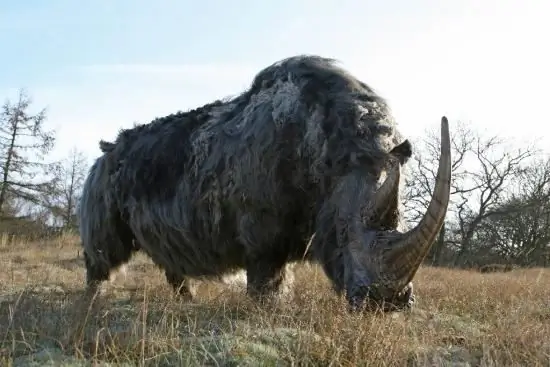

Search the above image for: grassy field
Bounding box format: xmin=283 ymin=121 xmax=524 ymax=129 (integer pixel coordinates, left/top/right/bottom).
xmin=0 ymin=235 xmax=549 ymax=366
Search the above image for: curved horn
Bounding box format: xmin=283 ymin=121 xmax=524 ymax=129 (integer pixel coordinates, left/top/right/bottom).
xmin=367 ymin=158 xmax=401 ymax=224
xmin=384 ymin=117 xmax=451 ymax=289
xmin=367 ymin=139 xmax=412 ymax=226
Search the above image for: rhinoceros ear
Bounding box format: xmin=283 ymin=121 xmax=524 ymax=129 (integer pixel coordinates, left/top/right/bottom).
xmin=389 ymin=139 xmax=412 ymax=165
xmin=99 ymin=140 xmax=116 ymax=153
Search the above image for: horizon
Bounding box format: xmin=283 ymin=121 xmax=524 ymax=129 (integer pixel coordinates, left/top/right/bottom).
xmin=1 ymin=0 xmax=548 ymax=166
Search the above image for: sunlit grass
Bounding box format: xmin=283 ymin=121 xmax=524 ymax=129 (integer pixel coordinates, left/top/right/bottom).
xmin=1 ymin=235 xmax=549 ymax=365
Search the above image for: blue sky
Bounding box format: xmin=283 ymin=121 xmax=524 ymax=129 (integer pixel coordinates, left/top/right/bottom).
xmin=1 ymin=0 xmax=548 ymax=164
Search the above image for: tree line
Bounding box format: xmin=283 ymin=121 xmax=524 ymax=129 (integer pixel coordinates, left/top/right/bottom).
xmin=404 ymin=121 xmax=550 ymax=268
xmin=0 ymin=89 xmax=88 ymax=239
xmin=1 ymin=89 xmax=548 ymax=268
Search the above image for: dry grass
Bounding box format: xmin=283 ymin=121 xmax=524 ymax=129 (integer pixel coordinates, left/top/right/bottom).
xmin=1 ymin=235 xmax=549 ymax=366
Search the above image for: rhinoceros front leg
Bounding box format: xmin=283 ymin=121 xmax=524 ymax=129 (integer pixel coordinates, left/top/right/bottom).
xmin=238 ymin=212 xmax=294 ymax=302
xmin=245 ymin=253 xmax=289 ymax=301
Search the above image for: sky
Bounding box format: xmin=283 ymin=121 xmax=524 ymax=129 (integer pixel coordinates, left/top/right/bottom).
xmin=0 ymin=0 xmax=548 ymax=166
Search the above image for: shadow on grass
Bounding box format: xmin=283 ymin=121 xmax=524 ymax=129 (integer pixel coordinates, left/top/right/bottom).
xmin=0 ymin=285 xmax=334 ymax=366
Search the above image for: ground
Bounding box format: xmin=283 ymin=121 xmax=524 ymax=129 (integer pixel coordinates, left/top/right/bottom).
xmin=1 ymin=235 xmax=549 ymax=366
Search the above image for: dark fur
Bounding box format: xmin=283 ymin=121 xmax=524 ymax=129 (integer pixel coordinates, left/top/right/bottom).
xmin=79 ymin=55 xmax=412 ymax=304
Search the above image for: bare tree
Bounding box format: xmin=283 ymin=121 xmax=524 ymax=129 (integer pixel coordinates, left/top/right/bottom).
xmin=404 ymin=121 xmax=482 ymax=264
xmin=453 ymin=139 xmax=536 ymax=265
xmin=475 ymin=158 xmax=550 ymax=266
xmin=404 ymin=120 xmax=537 ymax=266
xmin=0 ymin=89 xmax=56 ymax=217
xmin=43 ymin=147 xmax=89 ymax=228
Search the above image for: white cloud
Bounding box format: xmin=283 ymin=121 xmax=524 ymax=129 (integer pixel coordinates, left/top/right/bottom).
xmin=6 ymin=0 xmax=548 ymax=167
xmin=7 ymin=0 xmax=550 ymax=168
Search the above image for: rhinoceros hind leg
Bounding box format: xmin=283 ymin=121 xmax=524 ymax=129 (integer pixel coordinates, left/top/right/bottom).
xmin=165 ymin=271 xmax=197 ymax=301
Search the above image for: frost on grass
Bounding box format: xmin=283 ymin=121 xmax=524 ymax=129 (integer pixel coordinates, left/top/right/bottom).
xmin=10 ymin=327 xmax=326 ymax=366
